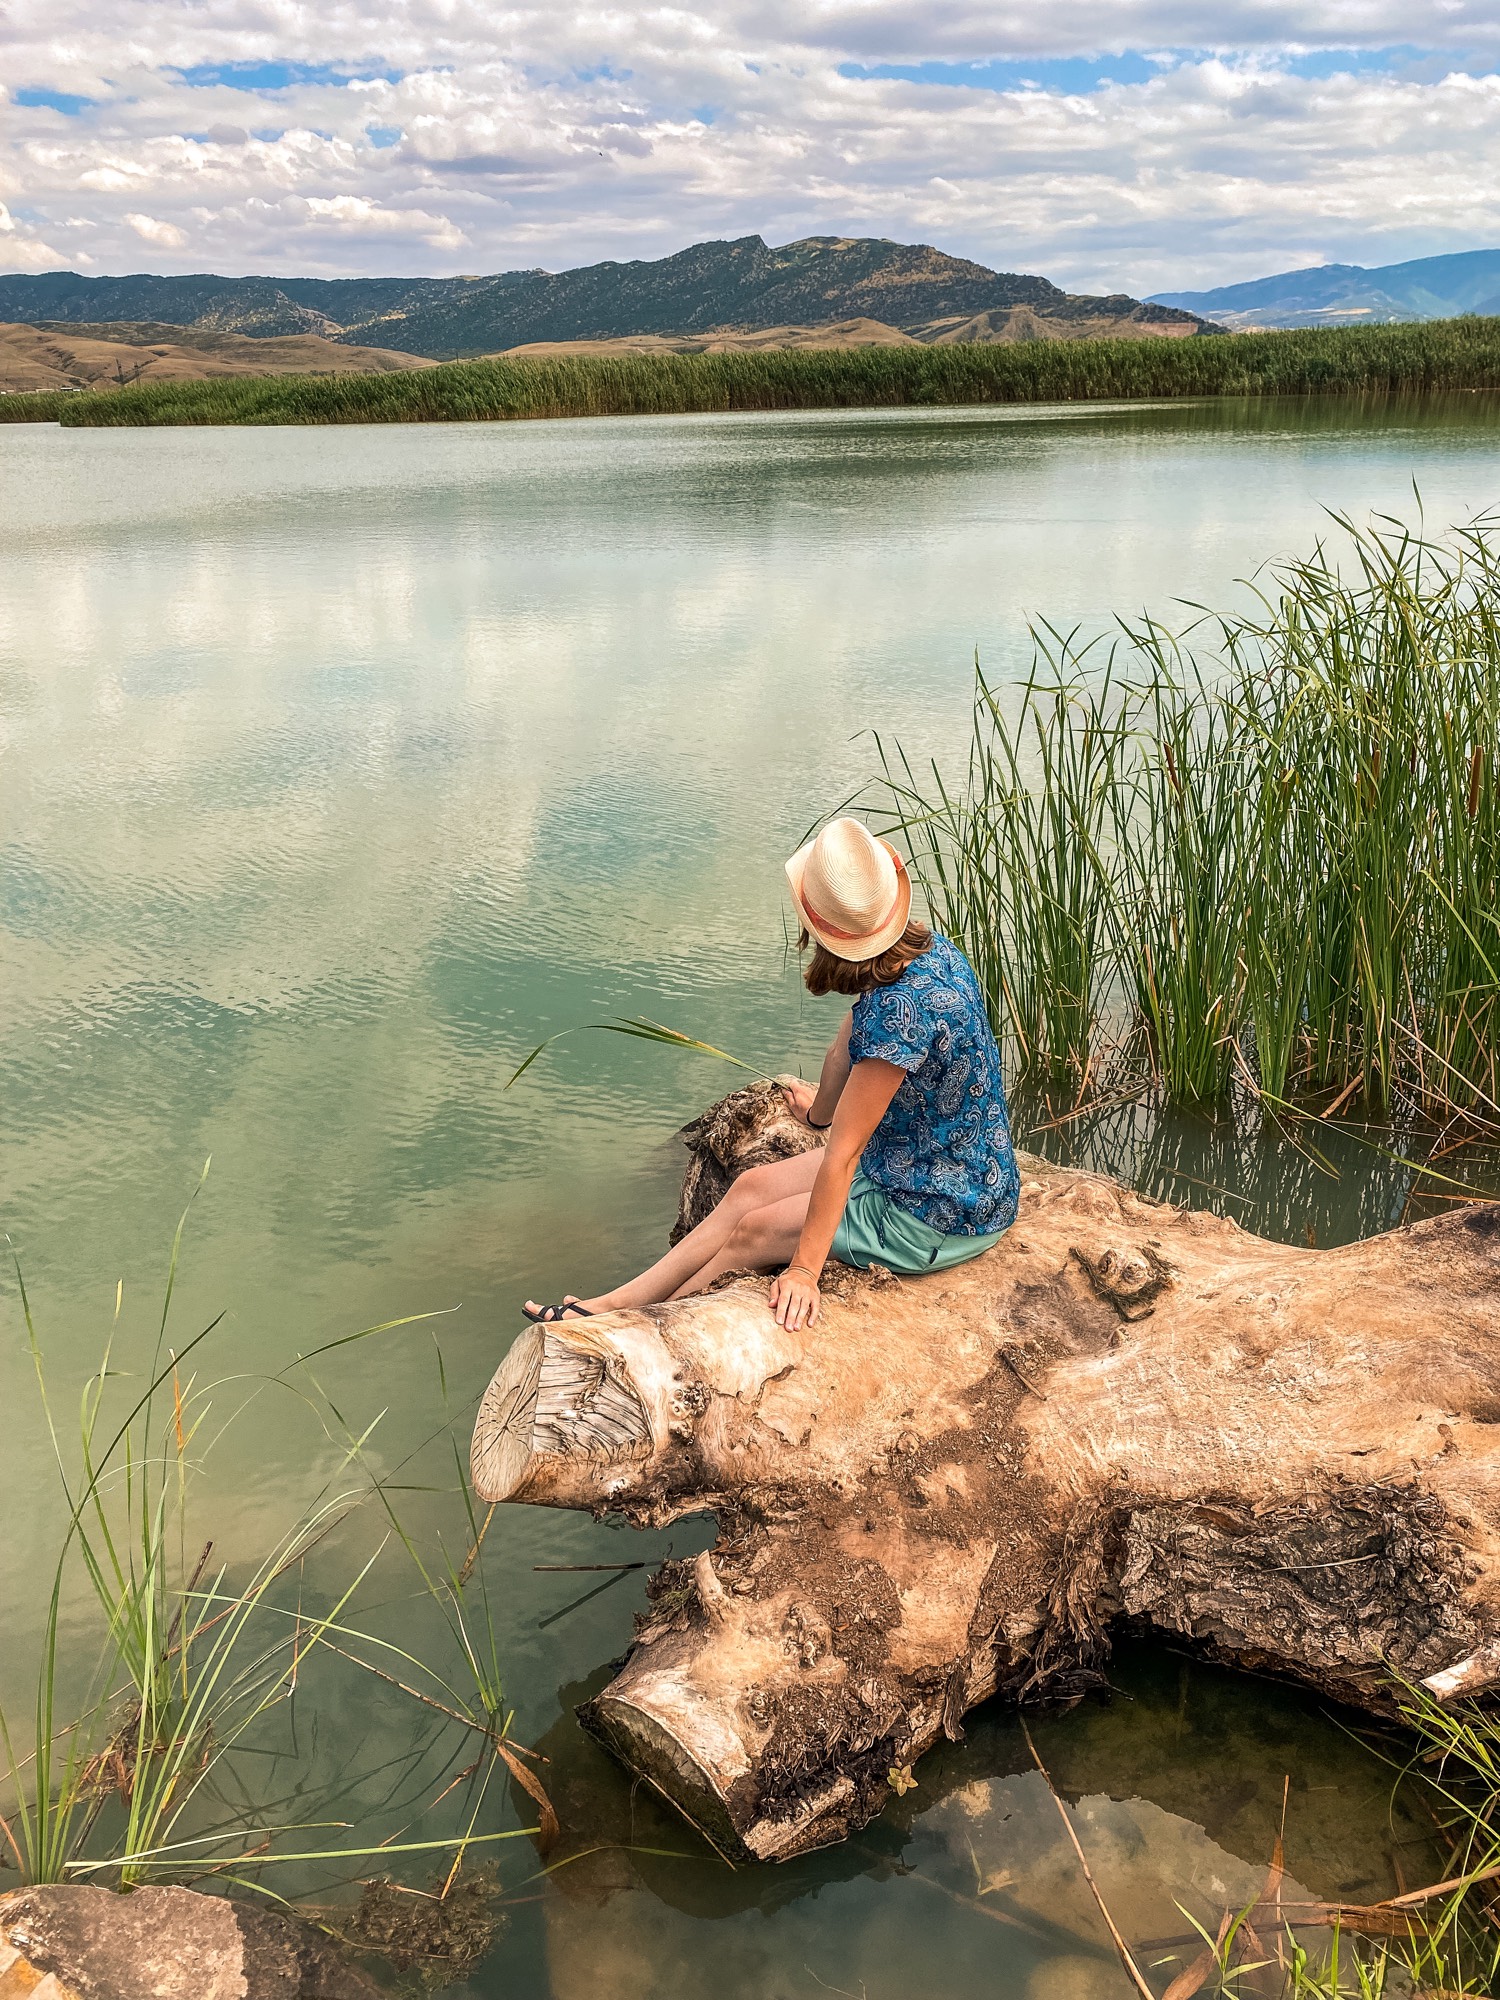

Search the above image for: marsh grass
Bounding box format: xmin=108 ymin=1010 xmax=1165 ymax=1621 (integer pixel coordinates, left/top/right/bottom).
xmin=506 ymin=1014 xmax=765 ymax=1091
xmin=1125 ymin=1682 xmax=1500 ymax=1999
xmin=0 ymin=1176 xmax=539 ymax=1897
xmin=1 ymin=317 xmax=1498 ymax=428
xmin=1272 ymin=1681 xmax=1500 ymax=1998
xmin=883 ymin=645 xmax=1125 ymax=1088
xmin=882 ymin=509 xmax=1500 ymax=1132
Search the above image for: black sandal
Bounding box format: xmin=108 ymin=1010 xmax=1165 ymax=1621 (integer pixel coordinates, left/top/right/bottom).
xmin=522 ymin=1299 xmax=594 ymax=1324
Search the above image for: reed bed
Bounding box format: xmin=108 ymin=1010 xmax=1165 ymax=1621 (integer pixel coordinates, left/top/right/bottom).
xmin=1 ymin=316 xmax=1498 ymax=427
xmin=881 ymin=511 xmax=1500 ymax=1128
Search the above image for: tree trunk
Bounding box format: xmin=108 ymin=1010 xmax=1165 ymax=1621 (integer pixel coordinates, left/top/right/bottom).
xmin=472 ymin=1082 xmax=1500 ymax=1863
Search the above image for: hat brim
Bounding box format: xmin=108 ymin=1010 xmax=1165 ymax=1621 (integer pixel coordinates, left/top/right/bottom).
xmin=785 ymin=839 xmax=913 ymax=961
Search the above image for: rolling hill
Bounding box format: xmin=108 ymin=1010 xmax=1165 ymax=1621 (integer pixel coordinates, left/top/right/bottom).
xmin=503 ymin=301 xmax=1211 ymax=357
xmin=0 ymin=321 xmax=435 ymax=394
xmin=0 ymin=236 xmax=1216 ymax=360
xmin=1149 ymin=248 xmax=1500 ymax=331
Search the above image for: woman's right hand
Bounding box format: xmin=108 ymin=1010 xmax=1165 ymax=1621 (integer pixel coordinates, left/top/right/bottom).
xmin=769 ymin=1264 xmax=820 ymax=1331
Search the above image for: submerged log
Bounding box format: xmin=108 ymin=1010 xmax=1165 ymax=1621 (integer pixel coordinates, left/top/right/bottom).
xmin=472 ymin=1082 xmax=1500 ymax=1863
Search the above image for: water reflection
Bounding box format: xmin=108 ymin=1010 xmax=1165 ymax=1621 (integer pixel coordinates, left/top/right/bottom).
xmin=521 ymin=1644 xmax=1435 ymax=2000
xmin=1010 ymin=1075 xmax=1500 ymax=1251
xmin=3 ymin=400 xmax=1496 ymax=1995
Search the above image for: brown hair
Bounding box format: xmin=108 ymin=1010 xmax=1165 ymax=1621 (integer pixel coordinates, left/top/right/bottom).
xmin=800 ymin=920 xmax=934 ymax=997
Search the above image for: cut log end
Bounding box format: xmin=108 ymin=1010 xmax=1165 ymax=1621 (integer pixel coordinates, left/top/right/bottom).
xmin=582 ymin=1693 xmax=745 ymax=1860
xmin=471 ymin=1325 xmax=544 ymax=1501
xmin=472 ymin=1319 xmax=657 ymax=1505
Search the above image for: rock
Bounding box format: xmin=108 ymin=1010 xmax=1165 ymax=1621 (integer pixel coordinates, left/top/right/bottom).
xmin=0 ymin=1933 xmax=83 ymax=1998
xmin=0 ymin=1886 xmax=380 ymax=2000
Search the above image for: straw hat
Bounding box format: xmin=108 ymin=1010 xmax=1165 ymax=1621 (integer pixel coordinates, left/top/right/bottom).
xmin=785 ymin=817 xmax=912 ymax=961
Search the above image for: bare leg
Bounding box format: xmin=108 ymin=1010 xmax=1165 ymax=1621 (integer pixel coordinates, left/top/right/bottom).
xmin=668 ymin=1192 xmax=811 ymax=1300
xmin=523 ymin=1150 xmax=822 ymax=1317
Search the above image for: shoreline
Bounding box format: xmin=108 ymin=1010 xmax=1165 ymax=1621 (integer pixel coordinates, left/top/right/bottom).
xmin=2 ymin=315 xmax=1498 ymax=429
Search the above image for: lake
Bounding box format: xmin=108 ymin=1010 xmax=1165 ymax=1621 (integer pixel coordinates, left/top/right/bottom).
xmin=2 ymin=393 xmax=1498 ymax=1995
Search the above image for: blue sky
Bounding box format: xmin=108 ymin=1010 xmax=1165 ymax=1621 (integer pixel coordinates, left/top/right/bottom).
xmin=839 ymin=46 xmax=1450 ymax=90
xmin=2 ymin=4 xmax=1498 ymax=292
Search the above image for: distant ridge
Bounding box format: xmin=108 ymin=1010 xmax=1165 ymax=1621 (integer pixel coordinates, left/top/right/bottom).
xmin=0 ymin=236 xmax=1216 ymax=359
xmin=1150 ymin=247 xmax=1500 ymax=331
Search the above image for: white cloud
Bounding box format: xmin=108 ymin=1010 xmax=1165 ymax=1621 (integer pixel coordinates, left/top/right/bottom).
xmin=125 ymin=210 xmax=188 ymax=246
xmin=0 ymin=197 xmax=65 ymax=270
xmin=763 ymin=1 xmax=1499 ymax=60
xmin=301 ymin=193 xmax=467 ymax=248
xmin=0 ymin=5 xmax=1497 ymax=290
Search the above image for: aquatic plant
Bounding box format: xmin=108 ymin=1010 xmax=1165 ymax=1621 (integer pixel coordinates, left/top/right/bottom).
xmin=0 ymin=314 xmax=1496 ymax=428
xmin=0 ymin=1175 xmax=537 ymax=1893
xmin=881 ymin=644 xmax=1124 ymax=1089
xmin=506 ymin=1014 xmax=766 ymax=1089
xmin=882 ymin=509 xmax=1500 ymax=1130
xmin=1262 ymin=1679 xmax=1500 ymax=1998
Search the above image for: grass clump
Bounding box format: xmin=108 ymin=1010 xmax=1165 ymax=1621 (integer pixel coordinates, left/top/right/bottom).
xmin=0 ymin=389 xmax=81 ymax=423
xmin=1221 ymin=1681 xmax=1500 ymax=1998
xmin=882 ymin=509 xmax=1500 ymax=1128
xmin=0 ymin=1171 xmax=537 ymax=1902
xmin=0 ymin=317 xmax=1495 ymax=427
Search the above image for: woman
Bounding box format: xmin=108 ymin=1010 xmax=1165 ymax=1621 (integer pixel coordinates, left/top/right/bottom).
xmin=523 ymin=817 xmax=1019 ymax=1334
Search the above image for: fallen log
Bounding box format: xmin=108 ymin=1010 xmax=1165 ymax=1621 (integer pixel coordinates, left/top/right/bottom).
xmin=472 ymin=1082 xmax=1500 ymax=1863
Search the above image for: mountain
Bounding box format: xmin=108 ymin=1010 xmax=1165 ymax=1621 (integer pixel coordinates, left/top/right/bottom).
xmin=0 ymin=236 xmax=1215 ymax=359
xmin=1149 ymin=248 xmax=1500 ymax=331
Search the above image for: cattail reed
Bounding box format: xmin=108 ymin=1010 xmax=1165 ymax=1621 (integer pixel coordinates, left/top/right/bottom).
xmin=882 ymin=511 xmax=1500 ymax=1126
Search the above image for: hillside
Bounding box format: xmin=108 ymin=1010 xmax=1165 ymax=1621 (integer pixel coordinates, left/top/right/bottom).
xmin=0 ymin=236 xmax=1215 ymax=359
xmin=1150 ymin=247 xmax=1500 ymax=331
xmin=0 ymin=321 xmax=435 ymax=394
xmin=503 ymin=301 xmax=1207 ymax=358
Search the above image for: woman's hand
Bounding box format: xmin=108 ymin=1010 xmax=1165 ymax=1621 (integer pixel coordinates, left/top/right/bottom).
xmin=779 ymin=1077 xmax=820 ymax=1127
xmin=768 ymin=1263 xmax=820 ymax=1331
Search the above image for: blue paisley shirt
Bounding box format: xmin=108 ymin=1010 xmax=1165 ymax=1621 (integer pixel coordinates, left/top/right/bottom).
xmin=847 ymin=934 xmax=1019 ymax=1237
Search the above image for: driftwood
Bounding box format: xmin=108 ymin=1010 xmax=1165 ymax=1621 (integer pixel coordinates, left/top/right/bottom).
xmin=472 ymin=1082 xmax=1500 ymax=1863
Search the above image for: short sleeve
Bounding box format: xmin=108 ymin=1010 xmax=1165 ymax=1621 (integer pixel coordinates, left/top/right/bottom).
xmin=848 ymin=983 xmax=933 ymax=1074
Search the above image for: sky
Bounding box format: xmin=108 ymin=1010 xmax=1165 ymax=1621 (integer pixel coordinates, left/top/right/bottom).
xmin=2 ymin=3 xmax=1499 ymax=296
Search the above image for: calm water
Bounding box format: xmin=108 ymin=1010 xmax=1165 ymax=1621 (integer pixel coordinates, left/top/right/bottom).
xmin=3 ymin=395 xmax=1498 ymax=1995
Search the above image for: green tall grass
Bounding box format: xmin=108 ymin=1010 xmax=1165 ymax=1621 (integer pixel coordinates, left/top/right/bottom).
xmin=0 ymin=1180 xmax=536 ymax=1894
xmin=0 ymin=389 xmax=79 ymax=423
xmin=883 ymin=510 xmax=1500 ymax=1122
xmin=1272 ymin=1680 xmax=1500 ymax=1998
xmin=882 ymin=644 xmax=1126 ymax=1087
xmin=1 ymin=316 xmax=1498 ymax=427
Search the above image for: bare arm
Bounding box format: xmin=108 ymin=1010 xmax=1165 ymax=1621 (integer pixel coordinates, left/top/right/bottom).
xmin=781 ymin=1012 xmax=854 ymax=1128
xmin=769 ymin=1055 xmax=905 ymax=1330
xmin=810 ymin=1011 xmax=854 ymax=1124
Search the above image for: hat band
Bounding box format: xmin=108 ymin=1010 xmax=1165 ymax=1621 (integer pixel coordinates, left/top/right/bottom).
xmin=801 ymin=874 xmax=905 ymax=946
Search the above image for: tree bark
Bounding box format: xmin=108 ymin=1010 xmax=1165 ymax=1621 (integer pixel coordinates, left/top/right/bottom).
xmin=472 ymin=1082 xmax=1500 ymax=1863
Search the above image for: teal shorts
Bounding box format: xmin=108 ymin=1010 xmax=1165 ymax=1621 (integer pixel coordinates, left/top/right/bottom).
xmin=829 ymin=1168 xmax=1007 ymax=1277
